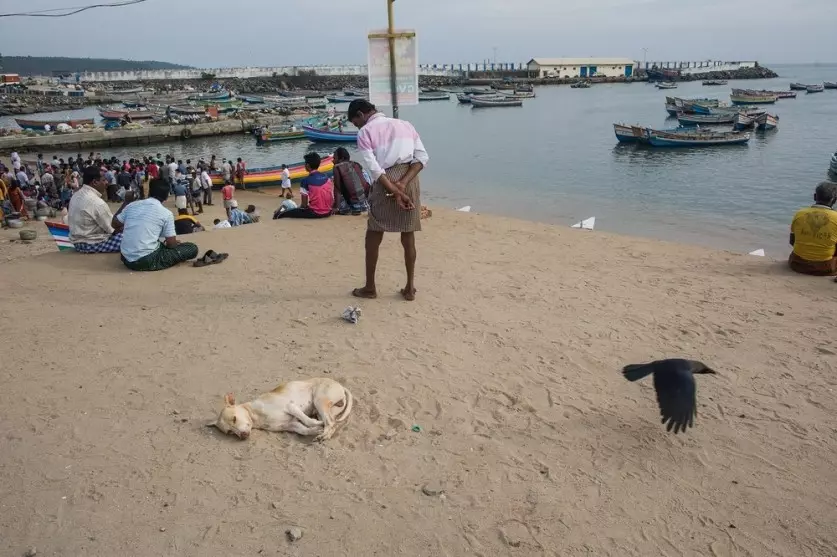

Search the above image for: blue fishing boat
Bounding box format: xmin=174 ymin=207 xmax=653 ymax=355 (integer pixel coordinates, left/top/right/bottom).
xmin=238 ymin=95 xmax=265 ymax=104
xmin=677 ymin=112 xmax=736 ymax=125
xmin=613 ymin=124 xmax=711 ymax=144
xmin=647 ymin=129 xmax=750 ymax=147
xmin=301 ymin=125 xmax=358 ymax=142
xmin=187 ymin=90 xmax=231 ymax=101
xmin=326 ymin=95 xmax=358 ymax=103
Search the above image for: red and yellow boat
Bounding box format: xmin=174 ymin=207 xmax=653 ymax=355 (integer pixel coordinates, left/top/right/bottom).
xmin=210 ymin=155 xmax=334 ymax=188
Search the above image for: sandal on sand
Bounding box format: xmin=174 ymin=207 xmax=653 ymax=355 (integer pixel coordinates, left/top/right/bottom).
xmin=400 ymin=288 xmax=416 ymax=301
xmin=193 ymin=253 xmax=215 ymax=267
xmin=352 ymin=288 xmax=377 ymax=299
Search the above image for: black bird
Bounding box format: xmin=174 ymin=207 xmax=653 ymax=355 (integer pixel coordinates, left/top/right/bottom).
xmin=622 ymin=359 xmax=716 ymax=434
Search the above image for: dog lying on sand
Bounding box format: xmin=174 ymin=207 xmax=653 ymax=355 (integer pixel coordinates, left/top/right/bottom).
xmin=208 ymin=378 xmax=353 ymax=441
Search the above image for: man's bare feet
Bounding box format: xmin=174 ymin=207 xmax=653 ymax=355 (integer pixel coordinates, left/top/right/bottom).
xmin=400 ymin=288 xmax=416 ymax=301
xmin=352 ymin=287 xmax=377 ymax=299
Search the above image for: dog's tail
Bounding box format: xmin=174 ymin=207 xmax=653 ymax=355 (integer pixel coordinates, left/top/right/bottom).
xmin=335 ymin=387 xmax=353 ymax=423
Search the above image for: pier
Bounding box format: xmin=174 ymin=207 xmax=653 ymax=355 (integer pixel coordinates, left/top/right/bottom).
xmin=0 ymin=114 xmax=286 ymax=153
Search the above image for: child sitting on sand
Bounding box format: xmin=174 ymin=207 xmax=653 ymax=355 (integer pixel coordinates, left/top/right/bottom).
xmin=213 ymin=218 xmax=231 ymax=229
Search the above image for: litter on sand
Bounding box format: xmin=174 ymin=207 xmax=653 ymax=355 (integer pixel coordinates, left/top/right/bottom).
xmin=342 ymin=306 xmax=362 ymax=324
xmin=456 ymin=206 xmax=472 ymax=212
xmin=571 ymin=216 xmax=596 ymax=230
xmin=748 ymin=249 xmax=765 ymax=257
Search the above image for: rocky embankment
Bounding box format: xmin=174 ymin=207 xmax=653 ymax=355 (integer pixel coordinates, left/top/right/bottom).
xmin=0 ymin=95 xmax=120 ymax=116
xmin=682 ymin=65 xmax=778 ymax=82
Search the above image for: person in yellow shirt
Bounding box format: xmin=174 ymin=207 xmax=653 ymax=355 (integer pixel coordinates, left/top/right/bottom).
xmin=0 ymin=175 xmax=7 ymax=202
xmin=789 ymin=181 xmax=837 ymax=275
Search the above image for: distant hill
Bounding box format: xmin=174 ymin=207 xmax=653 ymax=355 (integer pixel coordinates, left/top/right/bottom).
xmin=0 ymin=56 xmax=193 ymax=76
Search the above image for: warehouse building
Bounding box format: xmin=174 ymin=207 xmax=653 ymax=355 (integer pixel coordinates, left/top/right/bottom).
xmin=527 ymin=58 xmax=637 ymax=78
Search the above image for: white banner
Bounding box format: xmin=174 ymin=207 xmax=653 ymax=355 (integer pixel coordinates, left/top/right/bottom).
xmin=367 ymin=29 xmax=419 ymax=106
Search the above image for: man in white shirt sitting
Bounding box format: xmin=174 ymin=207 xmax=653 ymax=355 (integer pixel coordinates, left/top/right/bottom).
xmin=114 ymin=179 xmax=198 ymax=271
xmin=68 ymin=169 xmax=132 ymax=253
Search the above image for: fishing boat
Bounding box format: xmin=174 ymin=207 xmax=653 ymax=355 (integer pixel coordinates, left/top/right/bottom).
xmin=677 ymin=112 xmax=736 ymax=125
xmin=733 ymin=111 xmax=761 ymax=130
xmin=739 ymin=89 xmax=796 ymax=99
xmin=418 ymin=92 xmax=450 ymax=101
xmin=255 ymin=129 xmax=306 ymax=144
xmin=456 ymin=93 xmax=473 ymax=104
xmin=570 ymin=81 xmax=591 ymax=89
xmin=463 ymin=87 xmax=493 ymax=95
xmin=98 ymin=109 xmax=159 ymax=121
xmin=516 ymin=83 xmax=534 ymax=92
xmin=167 ymin=105 xmax=206 ymax=116
xmin=14 ymin=117 xmax=94 ymax=130
xmin=501 ymin=90 xmax=536 ymax=99
xmin=470 ymin=96 xmax=523 ymax=108
xmin=326 ymin=95 xmax=358 ymax=103
xmin=301 ymin=125 xmax=358 ymax=142
xmin=656 ymin=82 xmax=678 ymax=90
xmin=647 ymin=129 xmax=750 ymax=147
xmin=210 ymin=156 xmax=335 ymax=188
xmin=755 ymin=113 xmax=779 ymax=131
xmin=238 ymin=95 xmax=265 ymax=104
xmin=789 ymin=83 xmax=808 ymax=91
xmin=824 ymin=82 xmax=837 ymax=90
xmin=187 ymin=90 xmax=231 ymax=101
xmin=702 ymin=80 xmax=728 ymax=86
xmin=613 ymin=123 xmax=707 ymax=144
xmin=807 ymin=84 xmax=825 ymax=93
xmin=122 ymin=101 xmax=147 ymax=108
xmin=730 ymin=92 xmax=777 ymax=104
xmin=773 ymin=90 xmax=797 ymax=99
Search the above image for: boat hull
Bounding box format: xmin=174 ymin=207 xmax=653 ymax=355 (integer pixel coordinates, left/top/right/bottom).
xmin=471 ymin=98 xmax=523 ymax=107
xmin=677 ymin=113 xmax=736 ymax=125
xmin=647 ymin=131 xmax=750 ymax=147
xmin=256 ymin=131 xmax=306 ymax=144
xmin=210 ymin=156 xmax=334 ymax=187
xmin=730 ymin=95 xmax=777 ymax=104
xmin=418 ymin=93 xmax=451 ymax=101
xmin=301 ymin=125 xmax=358 ymax=142
xmin=15 ymin=118 xmax=94 ymax=130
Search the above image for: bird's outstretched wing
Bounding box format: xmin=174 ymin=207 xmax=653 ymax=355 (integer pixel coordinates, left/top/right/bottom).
xmin=653 ymin=368 xmax=697 ymax=434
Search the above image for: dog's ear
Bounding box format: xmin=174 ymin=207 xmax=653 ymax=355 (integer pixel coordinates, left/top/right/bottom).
xmin=224 ymin=392 xmax=236 ymax=406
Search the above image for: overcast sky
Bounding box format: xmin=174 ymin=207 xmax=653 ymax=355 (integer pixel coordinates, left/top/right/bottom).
xmin=3 ymin=0 xmax=836 ymax=67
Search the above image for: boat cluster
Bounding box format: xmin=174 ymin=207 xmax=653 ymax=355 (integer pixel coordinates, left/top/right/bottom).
xmin=455 ymin=85 xmax=535 ymax=108
xmin=790 ymin=82 xmax=836 ymax=93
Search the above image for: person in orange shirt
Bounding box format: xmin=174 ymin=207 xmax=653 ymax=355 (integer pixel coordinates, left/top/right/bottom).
xmin=789 ymin=181 xmax=837 ymax=275
xmin=221 ymin=181 xmax=235 ymax=218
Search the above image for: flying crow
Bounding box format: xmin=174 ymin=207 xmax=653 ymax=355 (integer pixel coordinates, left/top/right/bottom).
xmin=622 ymin=359 xmax=716 ymax=433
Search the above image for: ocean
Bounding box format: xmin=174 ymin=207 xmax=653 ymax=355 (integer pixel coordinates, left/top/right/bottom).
xmin=3 ymin=63 xmax=836 ymax=256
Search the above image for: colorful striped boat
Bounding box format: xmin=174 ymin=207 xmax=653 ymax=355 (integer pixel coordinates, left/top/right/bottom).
xmin=209 ymin=156 xmax=335 ymax=188
xmin=255 ymin=130 xmax=306 ymax=144
xmin=301 ymin=126 xmax=358 ymax=142
xmin=45 ymin=221 xmax=75 ymax=251
xmin=730 ymin=92 xmax=778 ymax=104
xmin=14 ymin=117 xmax=94 ymax=130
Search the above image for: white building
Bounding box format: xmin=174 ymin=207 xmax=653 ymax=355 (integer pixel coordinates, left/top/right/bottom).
xmin=527 ymin=58 xmax=637 ymax=79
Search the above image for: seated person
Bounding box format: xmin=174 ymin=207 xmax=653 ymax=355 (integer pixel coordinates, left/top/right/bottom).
xmin=213 ymin=218 xmax=232 ymax=229
xmin=245 ymin=204 xmax=260 ymax=222
xmin=789 ymin=181 xmax=837 ymax=275
xmin=114 ymin=178 xmax=199 ymax=272
xmin=68 ymin=169 xmax=133 ymax=253
xmin=174 ymin=208 xmax=204 ymax=235
xmin=228 ymin=200 xmax=254 ymax=226
xmin=332 ymin=147 xmax=370 ymax=215
xmin=275 ymin=153 xmax=334 ymax=219
xmin=272 ymin=198 xmax=298 ymax=219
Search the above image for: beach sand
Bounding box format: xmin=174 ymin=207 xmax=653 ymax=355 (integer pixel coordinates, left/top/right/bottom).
xmin=2 ymin=192 xmax=837 ymax=556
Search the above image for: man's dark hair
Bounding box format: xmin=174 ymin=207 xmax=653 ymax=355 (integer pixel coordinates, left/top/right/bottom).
xmin=82 ymin=165 xmax=101 ymax=186
xmin=334 ymin=147 xmax=350 ymax=162
xmin=304 ymin=152 xmax=321 ymax=170
xmin=213 ymin=218 xmax=221 ymax=225
xmin=281 ymin=164 xmax=287 ymax=169
xmin=245 ymin=204 xmax=256 ymax=213
xmin=177 ymin=208 xmax=189 ymax=215
xmin=149 ymin=178 xmax=170 ymax=202
xmin=815 ymin=181 xmax=837 ymax=206
xmin=347 ymin=99 xmax=376 ymax=119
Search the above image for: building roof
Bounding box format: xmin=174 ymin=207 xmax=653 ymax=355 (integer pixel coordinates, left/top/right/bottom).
xmin=527 ymin=58 xmax=636 ymax=67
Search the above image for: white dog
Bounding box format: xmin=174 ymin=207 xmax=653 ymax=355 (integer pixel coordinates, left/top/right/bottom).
xmin=208 ymin=378 xmax=353 ymax=441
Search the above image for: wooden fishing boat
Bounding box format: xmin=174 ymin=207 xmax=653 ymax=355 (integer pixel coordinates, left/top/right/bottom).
xmin=824 ymin=82 xmax=837 ymax=90
xmin=191 ymin=98 xmax=242 ymax=108
xmin=463 ymin=87 xmax=493 ymax=95
xmin=501 ymin=90 xmax=536 ymax=99
xmin=470 ymin=97 xmax=523 ymax=107
xmin=656 ymin=82 xmax=678 ymax=89
xmin=256 ymin=129 xmax=306 ymax=144
xmin=326 ymin=95 xmax=358 ymax=103
xmin=238 ymin=95 xmax=265 ymax=104
xmin=301 ymin=125 xmax=358 ymax=142
xmin=755 ymin=113 xmax=779 ymax=131
xmin=773 ymin=90 xmax=797 ymax=99
xmin=677 ymin=112 xmax=736 ymax=125
xmin=702 ymin=80 xmax=727 ymax=86
xmin=613 ymin=123 xmax=707 ymax=144
xmin=730 ymin=92 xmax=777 ymax=104
xmin=806 ymin=84 xmax=825 ymax=93
xmin=187 ymin=90 xmax=231 ymax=101
xmin=665 ymin=97 xmax=720 ymax=115
xmin=515 ymin=83 xmax=534 ymax=92
xmin=418 ymin=92 xmax=450 ymax=101
xmin=98 ymin=109 xmax=159 ymax=121
xmin=456 ymin=93 xmax=473 ymax=104
xmin=736 ymin=89 xmax=796 ymax=99
xmin=210 ymin=156 xmax=335 ymax=187
xmin=733 ymin=111 xmax=761 ymax=130
xmin=570 ymin=81 xmax=591 ymax=89
xmin=647 ymin=129 xmax=750 ymax=147
xmin=15 ymin=117 xmax=94 ymax=130
xmin=789 ymin=83 xmax=808 ymax=91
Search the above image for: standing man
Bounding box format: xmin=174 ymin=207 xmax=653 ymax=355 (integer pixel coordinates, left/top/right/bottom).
xmin=347 ymin=100 xmax=428 ymax=302
xmin=167 ymin=157 xmax=178 ymax=194
xmin=221 ymin=158 xmax=232 ymax=186
xmin=280 ymin=164 xmax=292 ymax=199
xmin=200 ymin=166 xmax=213 ymax=206
xmin=235 ymin=157 xmax=247 ymax=191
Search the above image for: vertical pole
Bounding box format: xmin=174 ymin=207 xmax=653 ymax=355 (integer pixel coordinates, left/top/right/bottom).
xmin=387 ymin=0 xmax=399 ymax=119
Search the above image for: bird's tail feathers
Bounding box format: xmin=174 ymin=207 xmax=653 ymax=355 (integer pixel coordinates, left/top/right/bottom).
xmin=622 ymin=363 xmax=655 ymax=382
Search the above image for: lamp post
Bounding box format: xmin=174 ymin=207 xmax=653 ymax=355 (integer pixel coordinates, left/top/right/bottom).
xmin=387 ymin=0 xmax=399 ymax=119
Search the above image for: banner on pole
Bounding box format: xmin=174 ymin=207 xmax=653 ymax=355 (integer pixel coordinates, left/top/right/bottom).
xmin=367 ymin=29 xmax=418 ymax=106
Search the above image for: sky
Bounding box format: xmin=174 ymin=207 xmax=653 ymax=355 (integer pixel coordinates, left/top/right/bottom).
xmin=2 ymin=0 xmax=836 ymax=67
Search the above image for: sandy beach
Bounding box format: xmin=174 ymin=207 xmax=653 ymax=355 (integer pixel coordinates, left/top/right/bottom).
xmin=2 ymin=192 xmax=837 ymax=557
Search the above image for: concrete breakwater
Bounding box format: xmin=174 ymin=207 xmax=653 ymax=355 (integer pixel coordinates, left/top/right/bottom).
xmin=0 ymin=95 xmax=124 ymax=116
xmin=0 ymin=114 xmax=286 ymax=154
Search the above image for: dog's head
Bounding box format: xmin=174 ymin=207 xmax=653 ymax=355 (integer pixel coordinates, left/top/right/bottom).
xmin=207 ymin=393 xmax=253 ymax=440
